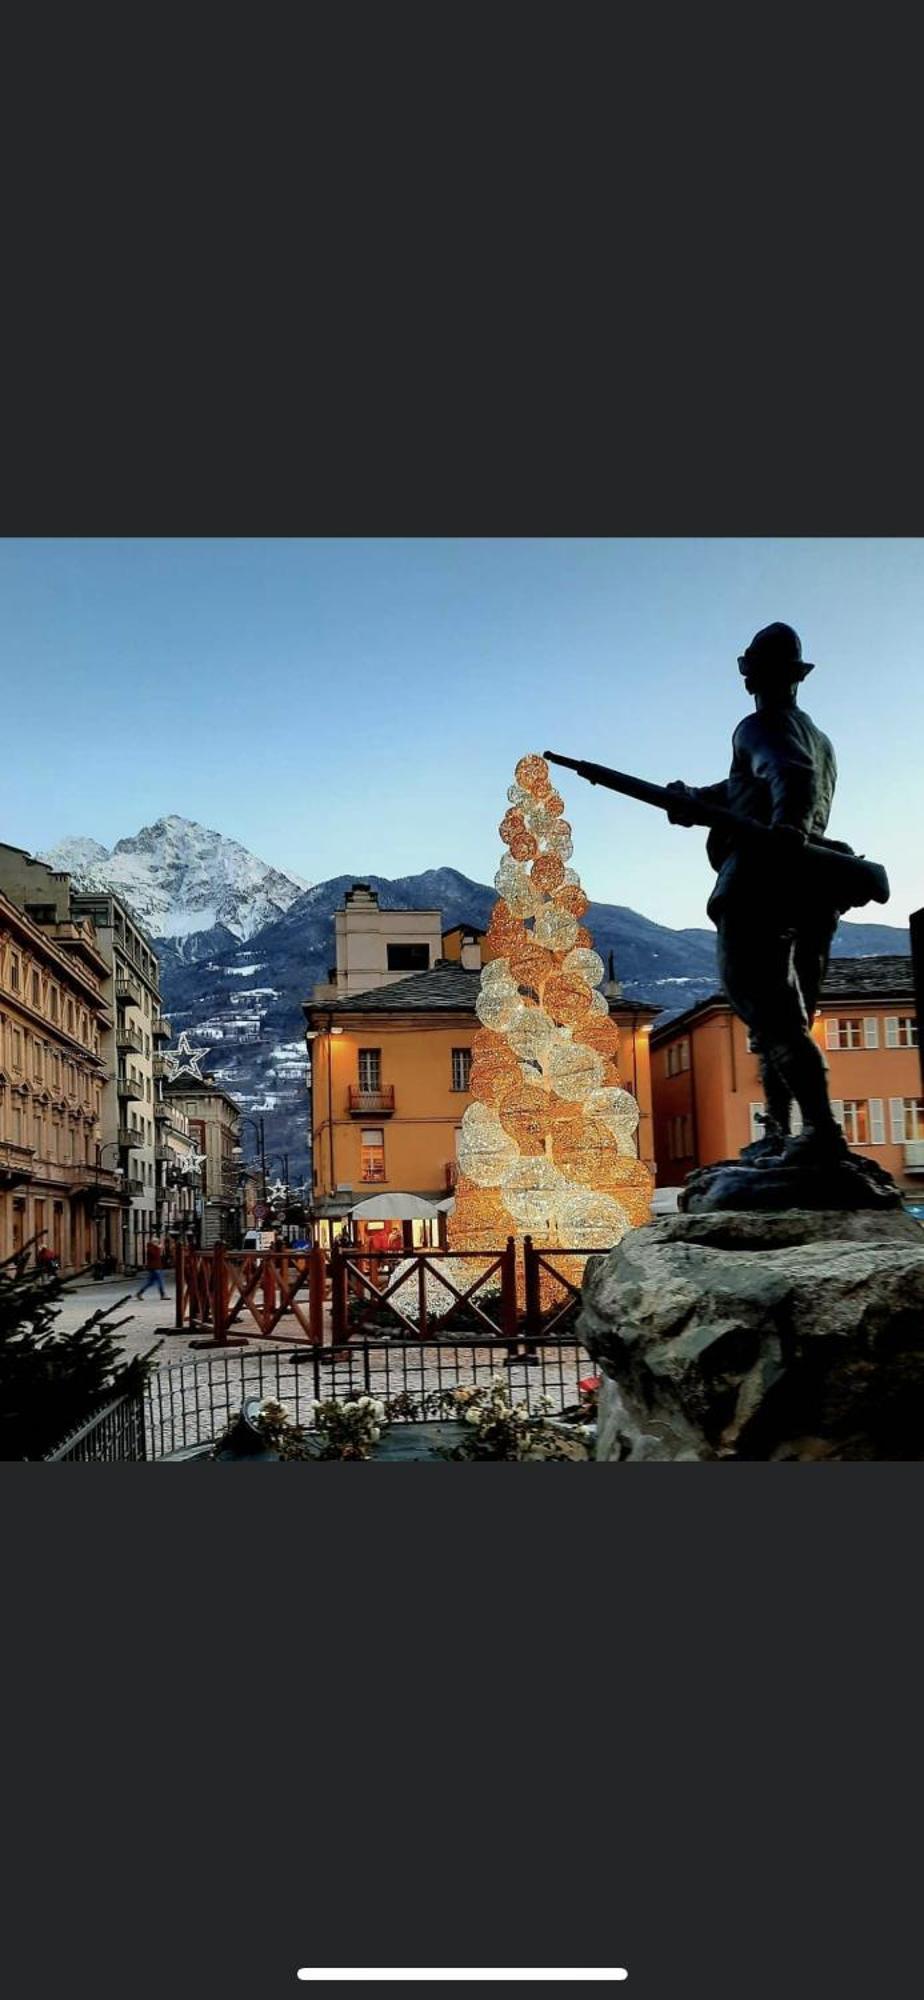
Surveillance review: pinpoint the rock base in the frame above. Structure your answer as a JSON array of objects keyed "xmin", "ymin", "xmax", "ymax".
[
  {"xmin": 579, "ymin": 1209, "xmax": 924, "ymax": 1461},
  {"xmin": 679, "ymin": 1147, "xmax": 901, "ymax": 1213}
]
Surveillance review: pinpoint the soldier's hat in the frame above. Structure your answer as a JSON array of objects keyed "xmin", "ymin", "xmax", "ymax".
[{"xmin": 738, "ymin": 622, "xmax": 815, "ymax": 681}]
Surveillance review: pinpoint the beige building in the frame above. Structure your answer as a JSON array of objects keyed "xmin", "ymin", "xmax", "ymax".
[
  {"xmin": 311, "ymin": 883, "xmax": 445, "ymax": 1002},
  {"xmin": 163, "ymin": 1072, "xmax": 242, "ymax": 1245},
  {"xmin": 0, "ymin": 846, "xmax": 167, "ymax": 1270},
  {"xmin": 155, "ymin": 1099, "xmax": 201, "ymax": 1245},
  {"xmin": 0, "ymin": 878, "xmax": 119, "ymax": 1269}
]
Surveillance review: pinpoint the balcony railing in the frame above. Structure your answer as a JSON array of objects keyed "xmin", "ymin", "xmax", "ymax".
[
  {"xmin": 152, "ymin": 1015, "xmax": 172, "ymax": 1040},
  {"xmin": 348, "ymin": 1085, "xmax": 395, "ymax": 1116},
  {"xmin": 116, "ymin": 1025, "xmax": 144, "ymax": 1054},
  {"xmin": 117, "ymin": 1069, "xmax": 145, "ymax": 1100},
  {"xmin": 117, "ymin": 1126, "xmax": 142, "ymax": 1152},
  {"xmin": 116, "ymin": 974, "xmax": 143, "ymax": 1007},
  {"xmin": 152, "ymin": 1054, "xmax": 168, "ymax": 1080},
  {"xmin": 154, "ymin": 1099, "xmax": 170, "ymax": 1120},
  {"xmin": 0, "ymin": 1139, "xmax": 35, "ymax": 1185}
]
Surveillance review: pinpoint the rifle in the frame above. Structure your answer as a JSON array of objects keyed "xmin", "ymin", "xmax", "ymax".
[{"xmin": 543, "ymin": 752, "xmax": 890, "ymax": 912}]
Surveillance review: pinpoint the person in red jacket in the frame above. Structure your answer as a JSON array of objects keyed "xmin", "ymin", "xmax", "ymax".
[{"xmin": 136, "ymin": 1236, "xmax": 166, "ymax": 1301}]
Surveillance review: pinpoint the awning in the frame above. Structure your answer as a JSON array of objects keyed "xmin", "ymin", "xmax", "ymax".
[{"xmin": 350, "ymin": 1192, "xmax": 439, "ymax": 1221}]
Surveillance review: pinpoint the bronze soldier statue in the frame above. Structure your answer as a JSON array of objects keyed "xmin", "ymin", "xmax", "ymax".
[
  {"xmin": 665, "ymin": 622, "xmax": 847, "ymax": 1162},
  {"xmin": 548, "ymin": 622, "xmax": 892, "ymax": 1179}
]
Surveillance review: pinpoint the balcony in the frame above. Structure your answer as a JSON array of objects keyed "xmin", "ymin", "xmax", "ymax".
[
  {"xmin": 152, "ymin": 1015, "xmax": 172, "ymax": 1040},
  {"xmin": 905, "ymin": 1141, "xmax": 924, "ymax": 1172},
  {"xmin": 116, "ymin": 974, "xmax": 143, "ymax": 1008},
  {"xmin": 152, "ymin": 1054, "xmax": 168, "ymax": 1080},
  {"xmin": 117, "ymin": 1069, "xmax": 145, "ymax": 1101},
  {"xmin": 348, "ymin": 1085, "xmax": 395, "ymax": 1116},
  {"xmin": 155, "ymin": 1140, "xmax": 172, "ymax": 1162},
  {"xmin": 0, "ymin": 1139, "xmax": 35, "ymax": 1186},
  {"xmin": 116, "ymin": 1024, "xmax": 144, "ymax": 1055},
  {"xmin": 118, "ymin": 1126, "xmax": 142, "ymax": 1151},
  {"xmin": 154, "ymin": 1099, "xmax": 170, "ymax": 1121}
]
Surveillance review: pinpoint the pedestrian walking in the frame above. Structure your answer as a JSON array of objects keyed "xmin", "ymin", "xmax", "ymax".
[{"xmin": 136, "ymin": 1235, "xmax": 166, "ymax": 1301}]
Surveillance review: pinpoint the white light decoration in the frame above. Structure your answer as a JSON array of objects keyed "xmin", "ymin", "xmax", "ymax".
[{"xmin": 448, "ymin": 753, "xmax": 654, "ymax": 1277}]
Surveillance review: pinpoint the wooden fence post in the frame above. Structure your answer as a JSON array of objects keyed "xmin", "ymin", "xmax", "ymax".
[
  {"xmin": 501, "ymin": 1235, "xmax": 519, "ymax": 1361},
  {"xmin": 330, "ymin": 1246, "xmax": 347, "ymax": 1345},
  {"xmin": 262, "ymin": 1254, "xmax": 277, "ymax": 1337},
  {"xmin": 213, "ymin": 1242, "xmax": 228, "ymax": 1344},
  {"xmin": 309, "ymin": 1245, "xmax": 326, "ymax": 1345}
]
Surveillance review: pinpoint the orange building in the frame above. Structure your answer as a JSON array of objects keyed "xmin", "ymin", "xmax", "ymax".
[
  {"xmin": 304, "ymin": 890, "xmax": 659, "ymax": 1243},
  {"xmin": 651, "ymin": 955, "xmax": 923, "ymax": 1206}
]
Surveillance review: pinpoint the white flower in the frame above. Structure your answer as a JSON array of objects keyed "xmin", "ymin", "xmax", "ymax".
[
  {"xmin": 466, "ymin": 1409, "xmax": 481, "ymax": 1425},
  {"xmin": 370, "ymin": 1426, "xmax": 381, "ymax": 1442}
]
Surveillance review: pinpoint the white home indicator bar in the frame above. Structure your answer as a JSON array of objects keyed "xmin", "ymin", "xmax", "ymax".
[{"xmin": 297, "ymin": 1974, "xmax": 628, "ymax": 1984}]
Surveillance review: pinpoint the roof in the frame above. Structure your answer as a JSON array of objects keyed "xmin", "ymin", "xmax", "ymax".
[
  {"xmin": 651, "ymin": 955, "xmax": 915, "ymax": 1043},
  {"xmin": 308, "ymin": 960, "xmax": 660, "ymax": 1019},
  {"xmin": 318, "ymin": 963, "xmax": 483, "ymax": 1013}
]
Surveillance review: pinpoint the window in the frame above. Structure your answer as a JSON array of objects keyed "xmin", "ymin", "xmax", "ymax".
[
  {"xmin": 826, "ymin": 1017, "xmax": 862, "ymax": 1050},
  {"xmin": 360, "ymin": 1128, "xmax": 385, "ymax": 1182},
  {"xmin": 386, "ymin": 943, "xmax": 429, "ymax": 971},
  {"xmin": 358, "ymin": 1048, "xmax": 381, "ymax": 1092},
  {"xmin": 451, "ymin": 1047, "xmax": 472, "ymax": 1092},
  {"xmin": 11, "ymin": 1028, "xmax": 22, "ymax": 1071},
  {"xmin": 890, "ymin": 1098, "xmax": 924, "ymax": 1143},
  {"xmin": 50, "ymin": 987, "xmax": 59, "ymax": 1022},
  {"xmin": 667, "ymin": 1113, "xmax": 693, "ymax": 1160},
  {"xmin": 840, "ymin": 1100, "xmax": 870, "ymax": 1146},
  {"xmin": 666, "ymin": 1038, "xmax": 691, "ymax": 1077},
  {"xmin": 32, "ymin": 970, "xmax": 41, "ymax": 1008},
  {"xmin": 10, "ymin": 954, "xmax": 20, "ymax": 991},
  {"xmin": 67, "ymin": 999, "xmax": 75, "ymax": 1033},
  {"xmin": 884, "ymin": 1016, "xmax": 918, "ymax": 1049}
]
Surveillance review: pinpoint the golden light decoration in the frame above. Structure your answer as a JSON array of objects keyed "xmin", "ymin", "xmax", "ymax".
[
  {"xmin": 447, "ymin": 751, "xmax": 654, "ymax": 1275},
  {"xmin": 542, "ymin": 970, "xmax": 595, "ymax": 1028}
]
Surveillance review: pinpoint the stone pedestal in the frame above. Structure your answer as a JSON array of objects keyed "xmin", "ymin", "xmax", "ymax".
[{"xmin": 579, "ymin": 1210, "xmax": 924, "ymax": 1461}]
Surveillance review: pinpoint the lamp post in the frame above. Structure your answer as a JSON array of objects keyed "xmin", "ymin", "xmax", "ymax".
[{"xmin": 238, "ymin": 1113, "xmax": 268, "ymax": 1211}]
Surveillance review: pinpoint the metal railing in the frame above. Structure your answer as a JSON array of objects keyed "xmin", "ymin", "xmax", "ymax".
[
  {"xmin": 152, "ymin": 1016, "xmax": 172, "ymax": 1040},
  {"xmin": 116, "ymin": 1025, "xmax": 144, "ymax": 1054},
  {"xmin": 146, "ymin": 1336, "xmax": 589, "ymax": 1459},
  {"xmin": 118, "ymin": 1126, "xmax": 141, "ymax": 1151},
  {"xmin": 45, "ymin": 1386, "xmax": 148, "ymax": 1462},
  {"xmin": 117, "ymin": 1069, "xmax": 144, "ymax": 1099},
  {"xmin": 348, "ymin": 1085, "xmax": 395, "ymax": 1114}
]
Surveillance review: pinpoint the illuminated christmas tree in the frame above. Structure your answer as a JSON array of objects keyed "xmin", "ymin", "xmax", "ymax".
[{"xmin": 448, "ymin": 753, "xmax": 652, "ymax": 1273}]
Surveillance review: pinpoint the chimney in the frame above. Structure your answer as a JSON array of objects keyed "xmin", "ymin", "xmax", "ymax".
[{"xmin": 460, "ymin": 932, "xmax": 483, "ymax": 970}]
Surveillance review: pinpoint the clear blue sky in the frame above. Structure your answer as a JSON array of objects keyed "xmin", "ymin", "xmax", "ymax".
[{"xmin": 2, "ymin": 538, "xmax": 920, "ymax": 930}]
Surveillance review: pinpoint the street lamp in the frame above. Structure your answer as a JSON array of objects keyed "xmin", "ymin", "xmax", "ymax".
[{"xmin": 237, "ymin": 1114, "xmax": 268, "ymax": 1207}]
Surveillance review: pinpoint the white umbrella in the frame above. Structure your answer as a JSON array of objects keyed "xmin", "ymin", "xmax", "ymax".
[{"xmin": 349, "ymin": 1192, "xmax": 439, "ymax": 1221}]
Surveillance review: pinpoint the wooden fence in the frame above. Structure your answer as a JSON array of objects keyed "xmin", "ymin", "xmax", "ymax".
[{"xmin": 174, "ymin": 1237, "xmax": 607, "ymax": 1349}]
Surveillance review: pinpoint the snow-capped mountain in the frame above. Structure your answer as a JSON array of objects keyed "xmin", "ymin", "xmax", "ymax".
[{"xmin": 40, "ymin": 816, "xmax": 308, "ymax": 942}]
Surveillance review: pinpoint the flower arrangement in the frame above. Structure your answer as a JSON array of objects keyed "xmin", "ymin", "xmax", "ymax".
[
  {"xmin": 310, "ymin": 1393, "xmax": 387, "ymax": 1460},
  {"xmin": 446, "ymin": 1375, "xmax": 590, "ymax": 1461}
]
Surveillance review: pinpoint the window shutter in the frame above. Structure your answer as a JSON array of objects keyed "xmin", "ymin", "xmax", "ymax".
[
  {"xmin": 825, "ymin": 1018, "xmax": 838, "ymax": 1050},
  {"xmin": 830, "ymin": 1099, "xmax": 844, "ymax": 1130},
  {"xmin": 885, "ymin": 1017, "xmax": 900, "ymax": 1049},
  {"xmin": 869, "ymin": 1099, "xmax": 885, "ymax": 1145},
  {"xmin": 863, "ymin": 1017, "xmax": 879, "ymax": 1048},
  {"xmin": 890, "ymin": 1097, "xmax": 905, "ymax": 1143},
  {"xmin": 749, "ymin": 1102, "xmax": 763, "ymax": 1142}
]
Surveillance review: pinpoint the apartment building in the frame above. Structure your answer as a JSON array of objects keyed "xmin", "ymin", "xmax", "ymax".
[
  {"xmin": 0, "ymin": 878, "xmax": 118, "ymax": 1269},
  {"xmin": 65, "ymin": 888, "xmax": 163, "ymax": 1269},
  {"xmin": 651, "ymin": 956, "xmax": 922, "ymax": 1205},
  {"xmin": 163, "ymin": 1071, "xmax": 242, "ymax": 1245},
  {"xmin": 305, "ymin": 888, "xmax": 659, "ymax": 1243}
]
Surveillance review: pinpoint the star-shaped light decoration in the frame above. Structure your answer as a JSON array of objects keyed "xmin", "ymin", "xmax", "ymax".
[{"xmin": 163, "ymin": 1030, "xmax": 212, "ymax": 1081}]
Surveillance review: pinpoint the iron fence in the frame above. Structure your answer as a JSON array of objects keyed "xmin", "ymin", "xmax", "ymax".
[
  {"xmin": 145, "ymin": 1336, "xmax": 591, "ymax": 1460},
  {"xmin": 45, "ymin": 1386, "xmax": 148, "ymax": 1462}
]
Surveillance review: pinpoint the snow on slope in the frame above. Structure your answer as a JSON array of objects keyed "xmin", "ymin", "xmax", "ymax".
[{"xmin": 40, "ymin": 815, "xmax": 308, "ymax": 941}]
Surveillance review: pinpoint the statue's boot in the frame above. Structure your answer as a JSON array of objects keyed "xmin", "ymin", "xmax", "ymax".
[
  {"xmin": 763, "ymin": 1032, "xmax": 847, "ymax": 1165},
  {"xmin": 779, "ymin": 1123, "xmax": 849, "ymax": 1165}
]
